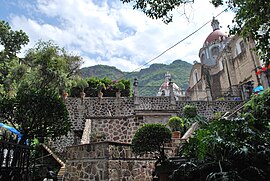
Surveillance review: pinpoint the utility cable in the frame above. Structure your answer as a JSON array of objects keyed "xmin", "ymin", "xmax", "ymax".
[{"xmin": 116, "ymin": 8, "xmax": 228, "ymax": 81}]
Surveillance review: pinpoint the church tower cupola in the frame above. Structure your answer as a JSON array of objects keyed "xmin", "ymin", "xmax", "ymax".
[
  {"xmin": 199, "ymin": 18, "xmax": 229, "ymax": 66},
  {"xmin": 165, "ymin": 72, "xmax": 171, "ymax": 82},
  {"xmin": 211, "ymin": 17, "xmax": 220, "ymax": 31}
]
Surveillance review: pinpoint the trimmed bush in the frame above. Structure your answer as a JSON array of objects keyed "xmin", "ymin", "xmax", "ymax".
[
  {"xmin": 132, "ymin": 123, "xmax": 171, "ymax": 163},
  {"xmin": 183, "ymin": 105, "xmax": 197, "ymax": 118},
  {"xmin": 167, "ymin": 116, "xmax": 184, "ymax": 132}
]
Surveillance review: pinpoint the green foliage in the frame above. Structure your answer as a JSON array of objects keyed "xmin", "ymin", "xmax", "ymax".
[
  {"xmin": 114, "ymin": 81, "xmax": 125, "ymax": 91},
  {"xmin": 182, "ymin": 104, "xmax": 208, "ymax": 129},
  {"xmin": 172, "ymin": 89, "xmax": 270, "ymax": 180},
  {"xmin": 70, "ymin": 77, "xmax": 131, "ymax": 97},
  {"xmin": 80, "ymin": 60, "xmax": 192, "ymax": 96},
  {"xmin": 120, "ymin": 0, "xmax": 193, "ymax": 24},
  {"xmin": 167, "ymin": 116, "xmax": 184, "ymax": 132},
  {"xmin": 0, "ymin": 20, "xmax": 29, "ymax": 57},
  {"xmin": 0, "ymin": 89, "xmax": 71, "ymax": 144},
  {"xmin": 75, "ymin": 78, "xmax": 89, "ymax": 91},
  {"xmin": 243, "ymin": 88, "xmax": 270, "ymax": 132},
  {"xmin": 132, "ymin": 123, "xmax": 171, "ymax": 163},
  {"xmin": 0, "ymin": 20, "xmax": 29, "ymax": 97},
  {"xmin": 183, "ymin": 105, "xmax": 197, "ymax": 118},
  {"xmin": 97, "ymin": 81, "xmax": 106, "ymax": 91},
  {"xmin": 23, "ymin": 40, "xmax": 82, "ymax": 94}
]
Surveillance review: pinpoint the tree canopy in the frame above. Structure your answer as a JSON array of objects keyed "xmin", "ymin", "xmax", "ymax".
[
  {"xmin": 120, "ymin": 0, "xmax": 193, "ymax": 24},
  {"xmin": 0, "ymin": 89, "xmax": 71, "ymax": 144},
  {"xmin": 120, "ymin": 0, "xmax": 270, "ymax": 66},
  {"xmin": 0, "ymin": 20, "xmax": 29, "ymax": 97},
  {"xmin": 0, "ymin": 20, "xmax": 82, "ymax": 145},
  {"xmin": 132, "ymin": 123, "xmax": 171, "ymax": 164},
  {"xmin": 22, "ymin": 40, "xmax": 82, "ymax": 94}
]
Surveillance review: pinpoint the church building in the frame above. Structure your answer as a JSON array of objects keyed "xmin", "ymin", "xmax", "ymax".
[
  {"xmin": 187, "ymin": 18, "xmax": 269, "ymax": 101},
  {"xmin": 157, "ymin": 72, "xmax": 185, "ymax": 100}
]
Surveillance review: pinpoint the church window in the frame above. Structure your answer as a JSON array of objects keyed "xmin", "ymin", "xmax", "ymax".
[
  {"xmin": 239, "ymin": 40, "xmax": 245, "ymax": 53},
  {"xmin": 193, "ymin": 69, "xmax": 199, "ymax": 85},
  {"xmin": 201, "ymin": 53, "xmax": 205, "ymax": 62},
  {"xmin": 235, "ymin": 39, "xmax": 245, "ymax": 56},
  {"xmin": 211, "ymin": 46, "xmax": 219, "ymax": 57},
  {"xmin": 219, "ymin": 60, "xmax": 223, "ymax": 70}
]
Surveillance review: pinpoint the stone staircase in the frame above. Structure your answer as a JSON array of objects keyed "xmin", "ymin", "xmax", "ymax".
[
  {"xmin": 57, "ymin": 166, "xmax": 66, "ymax": 181},
  {"xmin": 41, "ymin": 143, "xmax": 65, "ymax": 180},
  {"xmin": 222, "ymin": 101, "xmax": 246, "ymax": 119}
]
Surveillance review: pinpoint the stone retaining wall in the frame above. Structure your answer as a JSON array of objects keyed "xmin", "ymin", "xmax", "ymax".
[
  {"xmin": 50, "ymin": 97, "xmax": 242, "ymax": 153},
  {"xmin": 64, "ymin": 142, "xmax": 155, "ymax": 181}
]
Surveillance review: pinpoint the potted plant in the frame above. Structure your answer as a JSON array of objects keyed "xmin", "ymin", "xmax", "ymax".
[
  {"xmin": 166, "ymin": 116, "xmax": 184, "ymax": 138},
  {"xmin": 62, "ymin": 91, "xmax": 68, "ymax": 100},
  {"xmin": 97, "ymin": 82, "xmax": 106, "ymax": 98},
  {"xmin": 114, "ymin": 81, "xmax": 125, "ymax": 98},
  {"xmin": 76, "ymin": 78, "xmax": 89, "ymax": 100}
]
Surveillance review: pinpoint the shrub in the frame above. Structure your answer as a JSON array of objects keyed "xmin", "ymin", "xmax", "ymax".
[
  {"xmin": 167, "ymin": 116, "xmax": 184, "ymax": 132},
  {"xmin": 76, "ymin": 78, "xmax": 89, "ymax": 91},
  {"xmin": 183, "ymin": 105, "xmax": 197, "ymax": 118},
  {"xmin": 132, "ymin": 123, "xmax": 171, "ymax": 164},
  {"xmin": 114, "ymin": 82, "xmax": 125, "ymax": 91}
]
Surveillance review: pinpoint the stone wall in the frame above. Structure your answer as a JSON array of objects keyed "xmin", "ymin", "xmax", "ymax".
[
  {"xmin": 56, "ymin": 97, "xmax": 243, "ymax": 180},
  {"xmin": 64, "ymin": 142, "xmax": 155, "ymax": 181},
  {"xmin": 89, "ymin": 117, "xmax": 144, "ymax": 143},
  {"xmin": 176, "ymin": 101, "xmax": 241, "ymax": 119},
  {"xmin": 49, "ymin": 97, "xmax": 242, "ymax": 153}
]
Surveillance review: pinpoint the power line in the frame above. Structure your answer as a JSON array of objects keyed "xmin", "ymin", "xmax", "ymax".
[{"xmin": 117, "ymin": 8, "xmax": 228, "ymax": 81}]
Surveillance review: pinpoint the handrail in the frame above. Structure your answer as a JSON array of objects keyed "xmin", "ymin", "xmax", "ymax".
[{"xmin": 41, "ymin": 143, "xmax": 65, "ymax": 167}]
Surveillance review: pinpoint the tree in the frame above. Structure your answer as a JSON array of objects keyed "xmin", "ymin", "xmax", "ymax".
[
  {"xmin": 132, "ymin": 123, "xmax": 171, "ymax": 164},
  {"xmin": 0, "ymin": 20, "xmax": 29, "ymax": 97},
  {"xmin": 0, "ymin": 89, "xmax": 71, "ymax": 145},
  {"xmin": 22, "ymin": 40, "xmax": 82, "ymax": 94},
  {"xmin": 120, "ymin": 0, "xmax": 193, "ymax": 24},
  {"xmin": 120, "ymin": 0, "xmax": 270, "ymax": 66}
]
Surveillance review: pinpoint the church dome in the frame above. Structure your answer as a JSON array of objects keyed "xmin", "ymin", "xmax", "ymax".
[
  {"xmin": 158, "ymin": 82, "xmax": 180, "ymax": 91},
  {"xmin": 204, "ymin": 17, "xmax": 228, "ymax": 45},
  {"xmin": 204, "ymin": 29, "xmax": 228, "ymax": 44},
  {"xmin": 157, "ymin": 72, "xmax": 183, "ymax": 99}
]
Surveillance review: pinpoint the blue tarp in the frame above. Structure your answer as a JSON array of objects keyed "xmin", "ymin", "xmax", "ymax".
[
  {"xmin": 253, "ymin": 85, "xmax": 264, "ymax": 94},
  {"xmin": 0, "ymin": 122, "xmax": 22, "ymax": 139}
]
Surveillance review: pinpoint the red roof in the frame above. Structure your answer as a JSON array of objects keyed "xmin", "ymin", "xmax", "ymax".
[{"xmin": 204, "ymin": 29, "xmax": 227, "ymax": 44}]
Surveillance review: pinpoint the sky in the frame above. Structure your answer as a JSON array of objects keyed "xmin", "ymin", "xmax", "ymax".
[{"xmin": 0, "ymin": 0, "xmax": 235, "ymax": 72}]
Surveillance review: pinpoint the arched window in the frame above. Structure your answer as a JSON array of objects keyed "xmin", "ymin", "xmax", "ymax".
[
  {"xmin": 219, "ymin": 60, "xmax": 223, "ymax": 70},
  {"xmin": 201, "ymin": 53, "xmax": 205, "ymax": 63},
  {"xmin": 235, "ymin": 39, "xmax": 245, "ymax": 56},
  {"xmin": 211, "ymin": 46, "xmax": 219, "ymax": 57},
  {"xmin": 193, "ymin": 69, "xmax": 199, "ymax": 85}
]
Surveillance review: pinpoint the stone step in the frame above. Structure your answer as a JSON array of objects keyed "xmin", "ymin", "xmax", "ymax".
[{"xmin": 57, "ymin": 166, "xmax": 65, "ymax": 181}]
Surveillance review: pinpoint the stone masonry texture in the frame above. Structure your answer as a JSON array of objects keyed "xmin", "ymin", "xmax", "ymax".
[{"xmin": 52, "ymin": 96, "xmax": 242, "ymax": 180}]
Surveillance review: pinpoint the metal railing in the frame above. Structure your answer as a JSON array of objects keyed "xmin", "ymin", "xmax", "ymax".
[{"xmin": 0, "ymin": 131, "xmax": 30, "ymax": 181}]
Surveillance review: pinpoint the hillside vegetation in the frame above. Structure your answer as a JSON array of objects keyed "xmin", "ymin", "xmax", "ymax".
[{"xmin": 80, "ymin": 60, "xmax": 192, "ymax": 96}]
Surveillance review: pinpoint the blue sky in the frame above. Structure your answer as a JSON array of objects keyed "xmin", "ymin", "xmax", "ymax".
[{"xmin": 0, "ymin": 0, "xmax": 234, "ymax": 71}]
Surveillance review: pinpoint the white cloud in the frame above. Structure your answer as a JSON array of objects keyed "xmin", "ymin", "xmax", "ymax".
[{"xmin": 8, "ymin": 0, "xmax": 235, "ymax": 71}]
